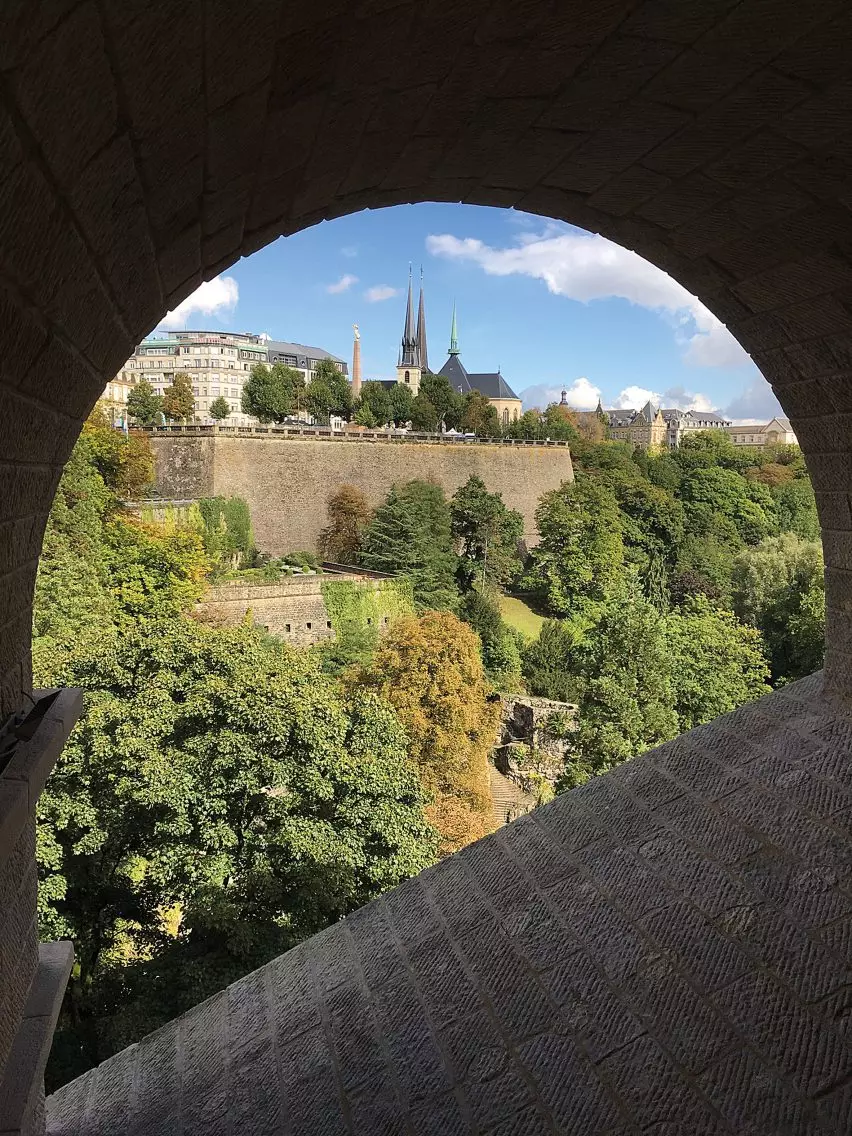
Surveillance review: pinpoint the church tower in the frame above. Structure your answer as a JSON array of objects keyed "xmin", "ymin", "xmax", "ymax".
[
  {"xmin": 396, "ymin": 267, "xmax": 423, "ymax": 395},
  {"xmin": 416, "ymin": 267, "xmax": 428, "ymax": 373}
]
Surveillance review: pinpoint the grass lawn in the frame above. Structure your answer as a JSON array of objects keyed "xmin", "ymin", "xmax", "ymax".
[{"xmin": 499, "ymin": 594, "xmax": 546, "ymax": 638}]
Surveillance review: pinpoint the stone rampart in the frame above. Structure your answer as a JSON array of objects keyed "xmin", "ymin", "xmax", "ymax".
[
  {"xmin": 148, "ymin": 431, "xmax": 574, "ymax": 555},
  {"xmin": 195, "ymin": 573, "xmax": 395, "ymax": 647}
]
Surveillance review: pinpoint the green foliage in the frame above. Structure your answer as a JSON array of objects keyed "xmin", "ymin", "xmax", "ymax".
[
  {"xmin": 209, "ymin": 395, "xmax": 231, "ymax": 421},
  {"xmin": 39, "ymin": 619, "xmax": 437, "ymax": 1083},
  {"xmin": 241, "ymin": 362, "xmax": 304, "ymax": 423},
  {"xmin": 357, "ymin": 381, "xmax": 393, "ymax": 427},
  {"xmin": 550, "ymin": 579, "xmax": 770, "ymax": 788},
  {"xmin": 420, "ymin": 371, "xmax": 463, "ymax": 430},
  {"xmin": 361, "ymin": 480, "xmax": 459, "ymax": 611},
  {"xmin": 198, "ymin": 497, "xmax": 255, "ymax": 568},
  {"xmin": 410, "ymin": 392, "xmax": 439, "ymax": 432},
  {"xmin": 318, "ymin": 577, "xmax": 415, "ymax": 673},
  {"xmin": 388, "ymin": 382, "xmax": 415, "ymax": 426},
  {"xmin": 162, "ymin": 371, "xmax": 195, "ymax": 421},
  {"xmin": 731, "ymin": 533, "xmax": 825, "ymax": 682},
  {"xmin": 526, "ymin": 474, "xmax": 625, "ymax": 617},
  {"xmin": 522, "ymin": 619, "xmax": 586, "ymax": 703},
  {"xmin": 450, "ymin": 475, "xmax": 524, "ymax": 592},
  {"xmin": 83, "ymin": 409, "xmax": 154, "ymax": 499},
  {"xmin": 776, "ymin": 477, "xmax": 820, "ymax": 540},
  {"xmin": 126, "ymin": 378, "xmax": 164, "ymax": 426},
  {"xmin": 460, "ymin": 390, "xmax": 500, "ymax": 436},
  {"xmin": 458, "ymin": 588, "xmax": 523, "ymax": 690},
  {"xmin": 305, "ymin": 357, "xmax": 352, "ymax": 422}
]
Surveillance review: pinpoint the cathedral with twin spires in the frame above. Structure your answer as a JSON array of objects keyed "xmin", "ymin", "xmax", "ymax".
[{"xmin": 362, "ymin": 270, "xmax": 524, "ymax": 426}]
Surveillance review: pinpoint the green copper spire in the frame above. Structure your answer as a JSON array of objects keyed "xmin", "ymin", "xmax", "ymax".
[{"xmin": 448, "ymin": 303, "xmax": 460, "ymax": 355}]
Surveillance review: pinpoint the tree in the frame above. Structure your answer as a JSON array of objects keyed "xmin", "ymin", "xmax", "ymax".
[
  {"xmin": 450, "ymin": 475, "xmax": 524, "ymax": 592},
  {"xmin": 459, "ymin": 588, "xmax": 523, "ymax": 690},
  {"xmin": 241, "ymin": 363, "xmax": 303, "ymax": 423},
  {"xmin": 126, "ymin": 378, "xmax": 163, "ymax": 426},
  {"xmin": 420, "ymin": 371, "xmax": 462, "ymax": 430},
  {"xmin": 358, "ymin": 381, "xmax": 393, "ymax": 427},
  {"xmin": 360, "ymin": 480, "xmax": 458, "ymax": 611},
  {"xmin": 353, "ymin": 403, "xmax": 377, "ymax": 427},
  {"xmin": 318, "ymin": 484, "xmax": 372, "ymax": 564},
  {"xmin": 776, "ymin": 477, "xmax": 820, "ymax": 540},
  {"xmin": 522, "ymin": 619, "xmax": 585, "ymax": 703},
  {"xmin": 461, "ymin": 390, "xmax": 500, "ymax": 436},
  {"xmin": 305, "ymin": 358, "xmax": 353, "ymax": 422},
  {"xmin": 410, "ymin": 392, "xmax": 439, "ymax": 432},
  {"xmin": 162, "ymin": 371, "xmax": 195, "ymax": 421},
  {"xmin": 349, "ymin": 612, "xmax": 499, "ymax": 853},
  {"xmin": 388, "ymin": 382, "xmax": 415, "ymax": 426},
  {"xmin": 731, "ymin": 533, "xmax": 825, "ymax": 682},
  {"xmin": 680, "ymin": 466, "xmax": 772, "ymax": 546},
  {"xmin": 39, "ymin": 619, "xmax": 437, "ymax": 1081},
  {"xmin": 526, "ymin": 474, "xmax": 625, "ymax": 617},
  {"xmin": 561, "ymin": 581, "xmax": 680, "ymax": 787},
  {"xmin": 82, "ymin": 408, "xmax": 153, "ymax": 499},
  {"xmin": 209, "ymin": 396, "xmax": 231, "ymax": 422},
  {"xmin": 675, "ymin": 429, "xmax": 751, "ymax": 473},
  {"xmin": 667, "ymin": 595, "xmax": 769, "ymax": 730},
  {"xmin": 541, "ymin": 403, "xmax": 580, "ymax": 441}
]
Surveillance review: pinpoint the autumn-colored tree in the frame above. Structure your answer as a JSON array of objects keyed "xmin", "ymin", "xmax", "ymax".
[
  {"xmin": 349, "ymin": 611, "xmax": 499, "ymax": 854},
  {"xmin": 318, "ymin": 484, "xmax": 372, "ymax": 564},
  {"xmin": 162, "ymin": 371, "xmax": 195, "ymax": 421}
]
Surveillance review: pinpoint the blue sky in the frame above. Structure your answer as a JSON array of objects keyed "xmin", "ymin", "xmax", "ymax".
[{"xmin": 160, "ymin": 203, "xmax": 783, "ymax": 422}]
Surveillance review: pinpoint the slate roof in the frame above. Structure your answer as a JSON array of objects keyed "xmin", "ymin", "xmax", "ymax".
[
  {"xmin": 265, "ymin": 339, "xmax": 346, "ymax": 368},
  {"xmin": 48, "ymin": 672, "xmax": 852, "ymax": 1135},
  {"xmin": 437, "ymin": 354, "xmax": 520, "ymax": 400}
]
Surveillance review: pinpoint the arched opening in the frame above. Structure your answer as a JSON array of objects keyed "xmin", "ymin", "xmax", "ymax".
[{"xmin": 3, "ymin": 4, "xmax": 852, "ymax": 1132}]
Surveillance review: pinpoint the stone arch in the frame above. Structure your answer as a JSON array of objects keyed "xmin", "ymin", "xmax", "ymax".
[{"xmin": 3, "ymin": 4, "xmax": 852, "ymax": 1130}]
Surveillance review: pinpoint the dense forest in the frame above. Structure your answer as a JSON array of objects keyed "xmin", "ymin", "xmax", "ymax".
[{"xmin": 34, "ymin": 408, "xmax": 822, "ymax": 1088}]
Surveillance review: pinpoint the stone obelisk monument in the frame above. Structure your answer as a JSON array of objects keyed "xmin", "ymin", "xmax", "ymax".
[{"xmin": 352, "ymin": 323, "xmax": 362, "ymax": 398}]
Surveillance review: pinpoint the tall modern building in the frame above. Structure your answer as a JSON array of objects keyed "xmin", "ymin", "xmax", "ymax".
[{"xmin": 110, "ymin": 330, "xmax": 346, "ymax": 425}]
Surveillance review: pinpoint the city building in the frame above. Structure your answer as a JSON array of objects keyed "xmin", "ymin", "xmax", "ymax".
[
  {"xmin": 662, "ymin": 407, "xmax": 733, "ymax": 447},
  {"xmin": 724, "ymin": 417, "xmax": 798, "ymax": 446},
  {"xmin": 603, "ymin": 401, "xmax": 733, "ymax": 449},
  {"xmin": 436, "ymin": 305, "xmax": 523, "ymax": 426},
  {"xmin": 605, "ymin": 400, "xmax": 668, "ymax": 448},
  {"xmin": 100, "ymin": 370, "xmax": 138, "ymax": 424},
  {"xmin": 395, "ymin": 268, "xmax": 428, "ymax": 395},
  {"xmin": 110, "ymin": 330, "xmax": 346, "ymax": 425}
]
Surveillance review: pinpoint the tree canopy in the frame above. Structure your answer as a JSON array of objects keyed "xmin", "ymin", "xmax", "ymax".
[
  {"xmin": 360, "ymin": 480, "xmax": 458, "ymax": 611},
  {"xmin": 241, "ymin": 362, "xmax": 305, "ymax": 423},
  {"xmin": 162, "ymin": 371, "xmax": 195, "ymax": 421},
  {"xmin": 349, "ymin": 612, "xmax": 498, "ymax": 853}
]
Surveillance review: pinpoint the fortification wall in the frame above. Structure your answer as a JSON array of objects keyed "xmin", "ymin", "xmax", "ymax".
[
  {"xmin": 150, "ymin": 433, "xmax": 574, "ymax": 555},
  {"xmin": 195, "ymin": 575, "xmax": 394, "ymax": 647}
]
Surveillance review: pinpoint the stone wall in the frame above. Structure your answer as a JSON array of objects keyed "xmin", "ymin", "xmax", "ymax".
[
  {"xmin": 195, "ymin": 573, "xmax": 395, "ymax": 648},
  {"xmin": 150, "ymin": 434, "xmax": 575, "ymax": 555}
]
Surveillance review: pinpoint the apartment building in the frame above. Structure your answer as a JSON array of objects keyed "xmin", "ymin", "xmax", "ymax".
[{"xmin": 112, "ymin": 330, "xmax": 346, "ymax": 425}]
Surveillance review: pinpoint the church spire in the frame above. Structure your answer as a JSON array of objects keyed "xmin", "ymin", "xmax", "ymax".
[
  {"xmin": 399, "ymin": 265, "xmax": 419, "ymax": 367},
  {"xmin": 416, "ymin": 266, "xmax": 428, "ymax": 373},
  {"xmin": 448, "ymin": 302, "xmax": 460, "ymax": 355}
]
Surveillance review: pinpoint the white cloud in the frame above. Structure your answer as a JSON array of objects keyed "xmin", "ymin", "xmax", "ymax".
[
  {"xmin": 520, "ymin": 376, "xmax": 601, "ymax": 411},
  {"xmin": 724, "ymin": 377, "xmax": 784, "ymax": 423},
  {"xmin": 615, "ymin": 385, "xmax": 661, "ymax": 409},
  {"xmin": 561, "ymin": 377, "xmax": 602, "ymax": 411},
  {"xmin": 326, "ymin": 273, "xmax": 358, "ymax": 294},
  {"xmin": 159, "ymin": 275, "xmax": 239, "ymax": 329},
  {"xmin": 662, "ymin": 385, "xmax": 716, "ymax": 412},
  {"xmin": 364, "ymin": 285, "xmax": 400, "ymax": 303},
  {"xmin": 426, "ymin": 230, "xmax": 751, "ymax": 368}
]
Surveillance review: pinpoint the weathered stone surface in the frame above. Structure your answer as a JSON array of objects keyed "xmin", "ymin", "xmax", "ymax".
[
  {"xmin": 46, "ymin": 677, "xmax": 852, "ymax": 1133},
  {"xmin": 149, "ymin": 433, "xmax": 575, "ymax": 551},
  {"xmin": 4, "ymin": 2, "xmax": 852, "ymax": 1128}
]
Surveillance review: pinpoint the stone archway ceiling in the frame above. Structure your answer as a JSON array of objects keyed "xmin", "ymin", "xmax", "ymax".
[{"xmin": 0, "ymin": 2, "xmax": 851, "ymax": 1130}]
